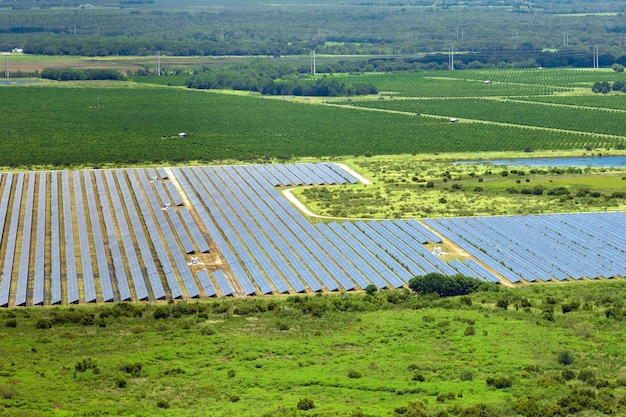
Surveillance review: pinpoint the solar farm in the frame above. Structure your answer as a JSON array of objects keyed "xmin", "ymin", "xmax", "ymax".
[{"xmin": 0, "ymin": 162, "xmax": 624, "ymax": 307}]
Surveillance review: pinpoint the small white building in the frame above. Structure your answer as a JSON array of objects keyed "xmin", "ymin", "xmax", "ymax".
[{"xmin": 178, "ymin": 132, "xmax": 187, "ymax": 138}]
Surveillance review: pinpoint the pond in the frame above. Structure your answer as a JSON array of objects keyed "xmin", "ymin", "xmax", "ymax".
[{"xmin": 458, "ymin": 155, "xmax": 626, "ymax": 168}]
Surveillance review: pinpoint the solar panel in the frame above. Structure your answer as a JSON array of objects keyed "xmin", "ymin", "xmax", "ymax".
[
  {"xmin": 326, "ymin": 163, "xmax": 359, "ymax": 184},
  {"xmin": 73, "ymin": 171, "xmax": 97, "ymax": 303},
  {"xmin": 1, "ymin": 173, "xmax": 25, "ymax": 307},
  {"xmin": 84, "ymin": 172, "xmax": 115, "ymax": 303},
  {"xmin": 0, "ymin": 173, "xmax": 14, "ymax": 247},
  {"xmin": 49, "ymin": 173, "xmax": 62, "ymax": 305},
  {"xmin": 196, "ymin": 270, "xmax": 216, "ymax": 297},
  {"xmin": 94, "ymin": 170, "xmax": 132, "ymax": 301},
  {"xmin": 32, "ymin": 172, "xmax": 47, "ymax": 306},
  {"xmin": 157, "ymin": 167, "xmax": 169, "ymax": 180},
  {"xmin": 15, "ymin": 172, "xmax": 36, "ymax": 306},
  {"xmin": 178, "ymin": 208, "xmax": 210, "ymax": 253},
  {"xmin": 112, "ymin": 169, "xmax": 156, "ymax": 300},
  {"xmin": 165, "ymin": 180, "xmax": 184, "ymax": 206},
  {"xmin": 62, "ymin": 171, "xmax": 80, "ymax": 304},
  {"xmin": 133, "ymin": 169, "xmax": 187, "ymax": 299},
  {"xmin": 212, "ymin": 269, "xmax": 233, "ymax": 296}
]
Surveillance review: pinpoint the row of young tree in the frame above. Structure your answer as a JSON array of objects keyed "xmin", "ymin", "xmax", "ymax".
[
  {"xmin": 185, "ymin": 68, "xmax": 378, "ymax": 96},
  {"xmin": 41, "ymin": 68, "xmax": 126, "ymax": 81}
]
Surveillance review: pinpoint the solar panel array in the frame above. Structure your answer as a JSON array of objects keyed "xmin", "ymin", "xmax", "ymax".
[
  {"xmin": 0, "ymin": 163, "xmax": 623, "ymax": 306},
  {"xmin": 425, "ymin": 212, "xmax": 626, "ymax": 282}
]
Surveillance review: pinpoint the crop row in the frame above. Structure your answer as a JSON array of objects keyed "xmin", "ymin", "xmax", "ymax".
[
  {"xmin": 520, "ymin": 95, "xmax": 626, "ymax": 110},
  {"xmin": 352, "ymin": 98, "xmax": 626, "ymax": 139}
]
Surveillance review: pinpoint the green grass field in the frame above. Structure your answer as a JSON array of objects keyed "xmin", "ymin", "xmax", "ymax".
[{"xmin": 1, "ymin": 282, "xmax": 625, "ymax": 416}]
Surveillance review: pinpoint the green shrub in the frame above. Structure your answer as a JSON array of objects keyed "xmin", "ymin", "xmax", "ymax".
[
  {"xmin": 0, "ymin": 385, "xmax": 19, "ymax": 400},
  {"xmin": 156, "ymin": 399, "xmax": 170, "ymax": 409},
  {"xmin": 5, "ymin": 319, "xmax": 17, "ymax": 328},
  {"xmin": 464, "ymin": 326, "xmax": 475, "ymax": 336},
  {"xmin": 230, "ymin": 394, "xmax": 240, "ymax": 402},
  {"xmin": 486, "ymin": 375, "xmax": 512, "ymax": 389},
  {"xmin": 119, "ymin": 362, "xmax": 142, "ymax": 377},
  {"xmin": 153, "ymin": 306, "xmax": 171, "ymax": 319},
  {"xmin": 297, "ymin": 397, "xmax": 315, "ymax": 410},
  {"xmin": 557, "ymin": 351, "xmax": 574, "ymax": 366},
  {"xmin": 200, "ymin": 326, "xmax": 216, "ymax": 336},
  {"xmin": 35, "ymin": 319, "xmax": 52, "ymax": 329},
  {"xmin": 348, "ymin": 369, "xmax": 362, "ymax": 379},
  {"xmin": 75, "ymin": 358, "xmax": 98, "ymax": 373},
  {"xmin": 412, "ymin": 373, "xmax": 425, "ymax": 382},
  {"xmin": 227, "ymin": 369, "xmax": 236, "ymax": 378},
  {"xmin": 115, "ymin": 378, "xmax": 127, "ymax": 389},
  {"xmin": 561, "ymin": 369, "xmax": 576, "ymax": 381},
  {"xmin": 460, "ymin": 370, "xmax": 473, "ymax": 381},
  {"xmin": 496, "ymin": 298, "xmax": 509, "ymax": 310}
]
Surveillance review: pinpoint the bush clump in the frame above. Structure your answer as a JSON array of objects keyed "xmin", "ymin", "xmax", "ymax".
[
  {"xmin": 557, "ymin": 351, "xmax": 574, "ymax": 366},
  {"xmin": 348, "ymin": 369, "xmax": 362, "ymax": 379},
  {"xmin": 486, "ymin": 375, "xmax": 512, "ymax": 389},
  {"xmin": 297, "ymin": 397, "xmax": 315, "ymax": 410},
  {"xmin": 119, "ymin": 362, "xmax": 143, "ymax": 377}
]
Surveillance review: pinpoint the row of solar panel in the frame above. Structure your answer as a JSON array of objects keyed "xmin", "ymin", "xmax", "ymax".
[
  {"xmin": 250, "ymin": 163, "xmax": 358, "ymax": 187},
  {"xmin": 425, "ymin": 213, "xmax": 626, "ymax": 283},
  {"xmin": 0, "ymin": 169, "xmax": 215, "ymax": 306},
  {"xmin": 170, "ymin": 163, "xmax": 466, "ymax": 296}
]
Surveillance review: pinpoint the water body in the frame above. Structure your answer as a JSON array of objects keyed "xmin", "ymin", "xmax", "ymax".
[
  {"xmin": 0, "ymin": 80, "xmax": 40, "ymax": 86},
  {"xmin": 459, "ymin": 155, "xmax": 626, "ymax": 168}
]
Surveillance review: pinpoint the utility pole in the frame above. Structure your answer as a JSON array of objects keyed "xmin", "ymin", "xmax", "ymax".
[
  {"xmin": 593, "ymin": 46, "xmax": 599, "ymax": 69},
  {"xmin": 157, "ymin": 51, "xmax": 161, "ymax": 76},
  {"xmin": 311, "ymin": 49, "xmax": 316, "ymax": 75},
  {"xmin": 449, "ymin": 46, "xmax": 454, "ymax": 70}
]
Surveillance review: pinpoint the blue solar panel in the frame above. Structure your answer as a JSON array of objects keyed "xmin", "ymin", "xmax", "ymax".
[
  {"xmin": 73, "ymin": 171, "xmax": 97, "ymax": 303},
  {"xmin": 166, "ymin": 208, "xmax": 196, "ymax": 254},
  {"xmin": 196, "ymin": 270, "xmax": 216, "ymax": 297},
  {"xmin": 212, "ymin": 269, "xmax": 233, "ymax": 296},
  {"xmin": 178, "ymin": 208, "xmax": 210, "ymax": 253},
  {"xmin": 32, "ymin": 172, "xmax": 47, "ymax": 306},
  {"xmin": 214, "ymin": 166, "xmax": 333, "ymax": 292},
  {"xmin": 49, "ymin": 173, "xmax": 62, "ymax": 305},
  {"xmin": 1, "ymin": 173, "xmax": 25, "ymax": 307},
  {"xmin": 448, "ymin": 259, "xmax": 484, "ymax": 281},
  {"xmin": 326, "ymin": 163, "xmax": 359, "ymax": 184},
  {"xmin": 111, "ymin": 170, "xmax": 156, "ymax": 300},
  {"xmin": 15, "ymin": 172, "xmax": 36, "ymax": 306},
  {"xmin": 84, "ymin": 172, "xmax": 115, "ymax": 303},
  {"xmin": 250, "ymin": 164, "xmax": 281, "ymax": 187},
  {"xmin": 94, "ymin": 170, "xmax": 132, "ymax": 301},
  {"xmin": 61, "ymin": 171, "xmax": 80, "ymax": 304},
  {"xmin": 315, "ymin": 163, "xmax": 346, "ymax": 185},
  {"xmin": 133, "ymin": 169, "xmax": 190, "ymax": 299},
  {"xmin": 157, "ymin": 167, "xmax": 169, "ymax": 180},
  {"xmin": 0, "ymin": 173, "xmax": 14, "ymax": 250},
  {"xmin": 316, "ymin": 222, "xmax": 392, "ymax": 289},
  {"xmin": 165, "ymin": 180, "xmax": 184, "ymax": 207},
  {"xmin": 333, "ymin": 222, "xmax": 411, "ymax": 285}
]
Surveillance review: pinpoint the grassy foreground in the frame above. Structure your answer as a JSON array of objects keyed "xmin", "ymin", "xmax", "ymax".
[{"xmin": 1, "ymin": 281, "xmax": 625, "ymax": 416}]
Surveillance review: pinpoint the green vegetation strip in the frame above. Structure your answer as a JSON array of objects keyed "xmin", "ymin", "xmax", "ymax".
[{"xmin": 1, "ymin": 281, "xmax": 625, "ymax": 416}]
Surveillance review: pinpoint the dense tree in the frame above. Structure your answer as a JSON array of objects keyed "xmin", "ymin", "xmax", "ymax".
[{"xmin": 408, "ymin": 273, "xmax": 485, "ymax": 297}]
